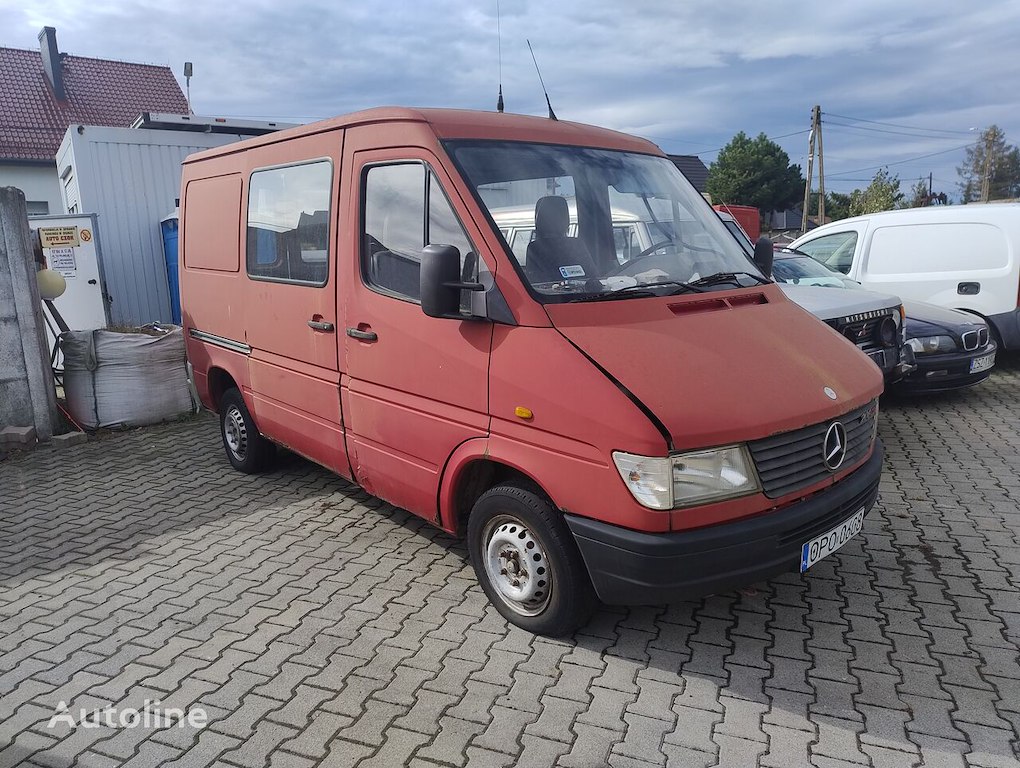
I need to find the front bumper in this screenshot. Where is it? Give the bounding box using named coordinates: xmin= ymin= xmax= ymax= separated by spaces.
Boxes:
xmin=894 ymin=342 xmax=997 ymax=393
xmin=565 ymin=440 xmax=883 ymax=605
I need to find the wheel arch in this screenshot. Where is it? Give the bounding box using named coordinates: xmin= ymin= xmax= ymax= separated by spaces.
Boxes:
xmin=952 ymin=308 xmax=1003 ymax=346
xmin=438 ymin=440 xmax=556 ymax=536
xmin=206 ymin=367 xmax=239 ymax=412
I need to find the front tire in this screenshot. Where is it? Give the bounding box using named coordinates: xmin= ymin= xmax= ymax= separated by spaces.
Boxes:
xmin=219 ymin=388 xmax=275 ymax=474
xmin=467 ymin=484 xmax=596 ymax=636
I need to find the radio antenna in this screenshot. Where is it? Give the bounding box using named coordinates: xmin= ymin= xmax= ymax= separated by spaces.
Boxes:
xmin=526 ymin=39 xmax=557 ymax=120
xmin=496 ymin=0 xmax=504 ymax=112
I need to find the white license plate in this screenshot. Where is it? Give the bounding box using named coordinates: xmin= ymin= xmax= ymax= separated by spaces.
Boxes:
xmin=970 ymin=352 xmax=995 ymax=373
xmin=800 ymin=508 xmax=865 ymax=572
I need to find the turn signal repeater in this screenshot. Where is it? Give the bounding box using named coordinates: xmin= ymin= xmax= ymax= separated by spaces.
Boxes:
xmin=514 ymin=406 xmax=534 ymax=420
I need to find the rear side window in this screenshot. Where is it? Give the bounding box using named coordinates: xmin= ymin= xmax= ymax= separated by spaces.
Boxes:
xmin=246 ymin=160 xmax=332 ymax=285
xmin=362 ymin=163 xmax=479 ymax=302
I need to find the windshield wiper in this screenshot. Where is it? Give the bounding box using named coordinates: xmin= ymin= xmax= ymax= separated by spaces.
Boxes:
xmin=689 ymin=271 xmax=771 ymax=288
xmin=568 ymin=281 xmax=704 ymax=302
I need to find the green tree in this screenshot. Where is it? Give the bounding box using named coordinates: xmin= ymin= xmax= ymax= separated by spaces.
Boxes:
xmin=809 ymin=191 xmax=853 ymax=221
xmin=826 ymin=191 xmax=852 ymax=221
xmin=957 ymin=125 xmax=1020 ymax=202
xmin=848 ymin=168 xmax=903 ymax=215
xmin=904 ymin=178 xmax=950 ymax=208
xmin=707 ymin=132 xmax=804 ymax=214
xmin=906 ymin=178 xmax=931 ymax=208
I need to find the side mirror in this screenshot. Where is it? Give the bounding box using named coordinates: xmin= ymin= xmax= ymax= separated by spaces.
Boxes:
xmin=420 ymin=244 xmax=484 ymax=319
xmin=753 ymin=236 xmax=774 ymax=278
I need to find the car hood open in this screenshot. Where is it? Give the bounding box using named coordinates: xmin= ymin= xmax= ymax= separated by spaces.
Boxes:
xmin=545 ymin=285 xmax=884 ymax=451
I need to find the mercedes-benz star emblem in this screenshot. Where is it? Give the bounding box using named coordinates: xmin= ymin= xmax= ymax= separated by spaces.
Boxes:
xmin=823 ymin=422 xmax=848 ymax=471
xmin=824 ymin=386 xmax=837 ymax=400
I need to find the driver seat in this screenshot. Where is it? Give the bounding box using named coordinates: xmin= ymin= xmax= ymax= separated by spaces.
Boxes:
xmin=525 ymin=196 xmax=598 ymax=283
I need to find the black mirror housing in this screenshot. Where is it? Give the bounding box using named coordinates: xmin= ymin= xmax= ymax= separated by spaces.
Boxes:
xmin=753 ymin=236 xmax=774 ymax=278
xmin=420 ymin=244 xmax=484 ymax=319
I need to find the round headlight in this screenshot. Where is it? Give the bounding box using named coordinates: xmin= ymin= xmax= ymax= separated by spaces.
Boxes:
xmin=878 ymin=316 xmax=898 ymax=348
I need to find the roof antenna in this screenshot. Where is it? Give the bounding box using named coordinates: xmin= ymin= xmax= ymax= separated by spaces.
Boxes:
xmin=526 ymin=39 xmax=557 ymax=120
xmin=496 ymin=0 xmax=504 ymax=112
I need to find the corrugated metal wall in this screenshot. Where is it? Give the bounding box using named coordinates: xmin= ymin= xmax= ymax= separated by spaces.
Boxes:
xmin=59 ymin=127 xmax=246 ymax=326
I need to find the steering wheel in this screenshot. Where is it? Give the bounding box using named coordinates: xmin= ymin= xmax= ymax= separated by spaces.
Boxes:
xmin=609 ymin=241 xmax=674 ymax=276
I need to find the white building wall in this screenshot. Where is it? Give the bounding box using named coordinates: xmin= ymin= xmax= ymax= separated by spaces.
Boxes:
xmin=57 ymin=126 xmax=250 ymax=325
xmin=0 ymin=163 xmax=63 ymax=215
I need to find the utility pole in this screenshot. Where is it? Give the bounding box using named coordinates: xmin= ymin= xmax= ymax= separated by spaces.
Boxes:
xmin=816 ymin=106 xmax=825 ymax=224
xmin=801 ymin=106 xmax=823 ymax=234
xmin=801 ymin=106 xmax=816 ymax=234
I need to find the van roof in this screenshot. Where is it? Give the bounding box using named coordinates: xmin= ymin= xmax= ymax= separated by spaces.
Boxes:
xmin=802 ymin=201 xmax=1020 ymax=236
xmin=182 ymin=107 xmax=661 ymax=164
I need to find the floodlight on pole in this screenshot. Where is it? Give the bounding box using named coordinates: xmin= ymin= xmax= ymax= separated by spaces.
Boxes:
xmin=184 ymin=62 xmax=193 ymax=114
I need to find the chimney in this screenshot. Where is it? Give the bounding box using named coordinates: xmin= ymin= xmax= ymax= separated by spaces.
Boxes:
xmin=38 ymin=27 xmax=66 ymax=101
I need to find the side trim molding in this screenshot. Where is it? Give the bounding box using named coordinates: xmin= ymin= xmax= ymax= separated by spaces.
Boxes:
xmin=189 ymin=328 xmax=252 ymax=355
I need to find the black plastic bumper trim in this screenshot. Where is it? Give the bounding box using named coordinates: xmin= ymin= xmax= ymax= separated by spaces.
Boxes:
xmin=565 ymin=440 xmax=884 ymax=605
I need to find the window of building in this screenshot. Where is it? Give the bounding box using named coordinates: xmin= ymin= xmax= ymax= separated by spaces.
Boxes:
xmin=246 ymin=160 xmax=332 ymax=285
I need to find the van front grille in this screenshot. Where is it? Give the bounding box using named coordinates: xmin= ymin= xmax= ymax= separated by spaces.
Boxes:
xmin=748 ymin=400 xmax=878 ymax=499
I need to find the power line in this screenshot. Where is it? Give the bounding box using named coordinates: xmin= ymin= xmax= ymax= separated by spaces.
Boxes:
xmin=823 ymin=112 xmax=974 ymax=137
xmin=826 ymin=142 xmax=978 ymax=178
xmin=692 ymin=128 xmax=811 ymax=157
xmin=824 ymin=121 xmax=973 ymax=141
xmin=638 ymin=134 xmax=724 ymax=149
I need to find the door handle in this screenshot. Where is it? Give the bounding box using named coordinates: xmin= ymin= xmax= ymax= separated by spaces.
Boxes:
xmin=957 ymin=282 xmax=980 ymax=295
xmin=307 ymin=319 xmax=335 ymax=332
xmin=346 ymin=327 xmax=378 ymax=341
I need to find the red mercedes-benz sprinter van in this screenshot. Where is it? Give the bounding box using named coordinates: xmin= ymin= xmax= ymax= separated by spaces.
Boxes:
xmin=180 ymin=108 xmax=884 ymax=635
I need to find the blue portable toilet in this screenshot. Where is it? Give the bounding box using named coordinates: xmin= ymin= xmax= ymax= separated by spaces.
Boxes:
xmin=160 ymin=208 xmax=181 ymax=324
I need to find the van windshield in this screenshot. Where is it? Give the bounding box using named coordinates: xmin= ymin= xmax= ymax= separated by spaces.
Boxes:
xmin=447 ymin=140 xmax=766 ymax=303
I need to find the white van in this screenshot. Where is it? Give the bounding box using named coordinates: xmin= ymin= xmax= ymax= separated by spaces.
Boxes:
xmin=789 ymin=204 xmax=1020 ymax=349
xmin=493 ymin=199 xmax=667 ymax=267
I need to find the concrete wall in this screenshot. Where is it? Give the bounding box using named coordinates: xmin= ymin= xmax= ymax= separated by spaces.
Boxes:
xmin=0 ymin=187 xmax=58 ymax=437
xmin=0 ymin=163 xmax=63 ymax=216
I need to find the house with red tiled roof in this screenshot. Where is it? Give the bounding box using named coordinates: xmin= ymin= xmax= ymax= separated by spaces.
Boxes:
xmin=0 ymin=27 xmax=189 ymax=216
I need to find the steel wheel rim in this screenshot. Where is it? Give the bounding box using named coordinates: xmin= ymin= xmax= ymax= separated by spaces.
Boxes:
xmin=224 ymin=405 xmax=248 ymax=461
xmin=482 ymin=514 xmax=552 ymax=617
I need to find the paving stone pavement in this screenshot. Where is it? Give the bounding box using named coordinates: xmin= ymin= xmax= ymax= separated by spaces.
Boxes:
xmin=1 ymin=356 xmax=1019 ymax=768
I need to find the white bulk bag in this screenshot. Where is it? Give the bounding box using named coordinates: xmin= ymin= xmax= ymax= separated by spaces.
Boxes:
xmin=61 ymin=326 xmax=194 ymax=430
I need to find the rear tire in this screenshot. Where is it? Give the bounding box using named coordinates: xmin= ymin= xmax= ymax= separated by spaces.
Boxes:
xmin=467 ymin=483 xmax=596 ymax=636
xmin=219 ymin=388 xmax=275 ymax=474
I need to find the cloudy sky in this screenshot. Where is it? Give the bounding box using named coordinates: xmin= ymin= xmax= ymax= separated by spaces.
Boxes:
xmin=5 ymin=0 xmax=1019 ymax=199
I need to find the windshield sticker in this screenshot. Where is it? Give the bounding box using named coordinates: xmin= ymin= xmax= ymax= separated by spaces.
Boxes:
xmin=559 ymin=265 xmax=586 ymax=279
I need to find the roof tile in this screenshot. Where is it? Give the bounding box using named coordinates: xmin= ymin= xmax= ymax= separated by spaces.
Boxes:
xmin=0 ymin=46 xmax=189 ymax=162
